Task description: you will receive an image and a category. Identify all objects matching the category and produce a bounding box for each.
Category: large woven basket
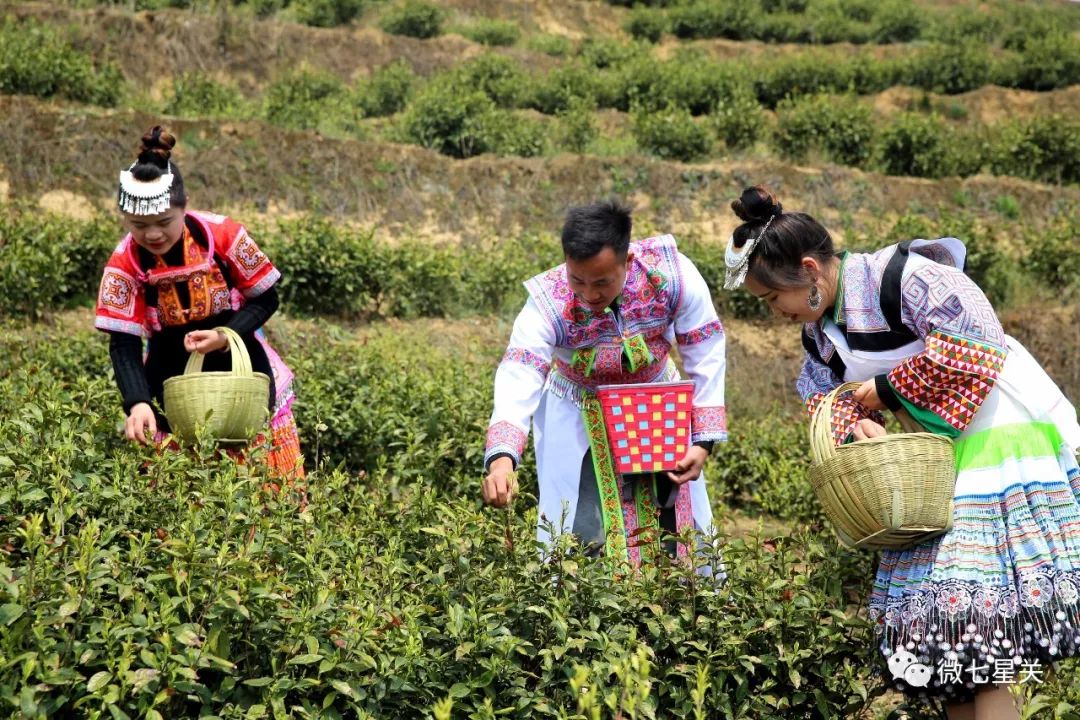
[809,382,957,550]
[163,327,270,444]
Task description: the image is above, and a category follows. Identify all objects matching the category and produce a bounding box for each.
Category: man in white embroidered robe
[482,200,727,566]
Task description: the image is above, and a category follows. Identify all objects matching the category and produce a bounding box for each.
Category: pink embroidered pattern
[501,347,551,378]
[525,236,683,348]
[676,319,724,346]
[485,420,528,458]
[690,406,727,440]
[554,335,672,389]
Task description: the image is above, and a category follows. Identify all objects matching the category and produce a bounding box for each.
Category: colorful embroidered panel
[583,396,630,564]
[901,263,1005,348]
[887,330,1007,433]
[675,319,724,346]
[500,347,551,379]
[524,235,684,347]
[690,405,728,442]
[485,420,528,462]
[556,334,671,390]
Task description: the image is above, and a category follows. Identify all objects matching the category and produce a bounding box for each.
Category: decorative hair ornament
[723,214,775,290]
[117,162,174,215]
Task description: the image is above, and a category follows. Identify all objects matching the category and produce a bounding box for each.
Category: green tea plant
[0,18,123,106]
[378,0,445,39]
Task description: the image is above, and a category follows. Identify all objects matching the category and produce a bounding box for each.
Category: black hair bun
[136,125,176,169]
[731,184,782,224]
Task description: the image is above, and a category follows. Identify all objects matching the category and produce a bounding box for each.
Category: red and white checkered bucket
[596,380,694,475]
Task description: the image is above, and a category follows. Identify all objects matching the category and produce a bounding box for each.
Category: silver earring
[807,284,822,311]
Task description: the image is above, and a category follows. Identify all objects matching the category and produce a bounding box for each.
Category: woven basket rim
[164,370,272,386]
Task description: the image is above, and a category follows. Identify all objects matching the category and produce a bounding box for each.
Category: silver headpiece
[723,214,775,290]
[117,162,175,216]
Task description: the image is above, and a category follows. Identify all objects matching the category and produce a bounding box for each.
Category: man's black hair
[561,199,632,260]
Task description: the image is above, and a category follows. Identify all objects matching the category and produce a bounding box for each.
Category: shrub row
[773,102,1080,185]
[0,206,775,322]
[620,0,1079,50]
[2,202,1076,330]
[521,40,1080,115]
[160,40,1080,172]
[0,18,123,106]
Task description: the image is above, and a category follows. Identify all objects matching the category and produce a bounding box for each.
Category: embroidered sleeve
[218,220,281,299]
[673,254,727,443]
[797,352,884,446]
[486,297,556,469]
[94,241,149,338]
[886,263,1007,436]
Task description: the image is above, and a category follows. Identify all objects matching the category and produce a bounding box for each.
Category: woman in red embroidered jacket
[95,127,303,479]
[724,185,1080,719]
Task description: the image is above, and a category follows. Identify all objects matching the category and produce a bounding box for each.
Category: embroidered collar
[832,251,850,326]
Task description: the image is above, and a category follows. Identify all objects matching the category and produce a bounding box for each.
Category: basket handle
[809,381,865,464]
[183,327,254,377]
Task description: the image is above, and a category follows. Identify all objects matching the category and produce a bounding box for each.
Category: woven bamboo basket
[808,382,957,550]
[163,327,270,444]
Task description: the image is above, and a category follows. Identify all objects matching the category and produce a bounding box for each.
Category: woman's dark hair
[561,199,632,260]
[130,126,187,207]
[731,185,832,289]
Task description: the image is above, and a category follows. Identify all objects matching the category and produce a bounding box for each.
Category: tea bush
[990,114,1080,185]
[263,69,355,133]
[457,18,520,47]
[5,205,1077,327]
[164,72,248,118]
[354,60,416,117]
[448,53,529,109]
[398,83,497,158]
[668,1,757,41]
[1004,32,1080,91]
[555,95,599,154]
[378,0,445,39]
[875,113,978,179]
[870,0,923,43]
[631,106,713,162]
[1020,212,1080,292]
[526,34,573,58]
[0,210,115,321]
[293,0,366,27]
[577,38,645,71]
[710,84,766,151]
[800,0,873,44]
[527,63,608,115]
[749,50,895,108]
[6,311,1078,717]
[774,94,875,167]
[624,7,668,43]
[264,216,387,318]
[901,43,995,95]
[0,18,123,106]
